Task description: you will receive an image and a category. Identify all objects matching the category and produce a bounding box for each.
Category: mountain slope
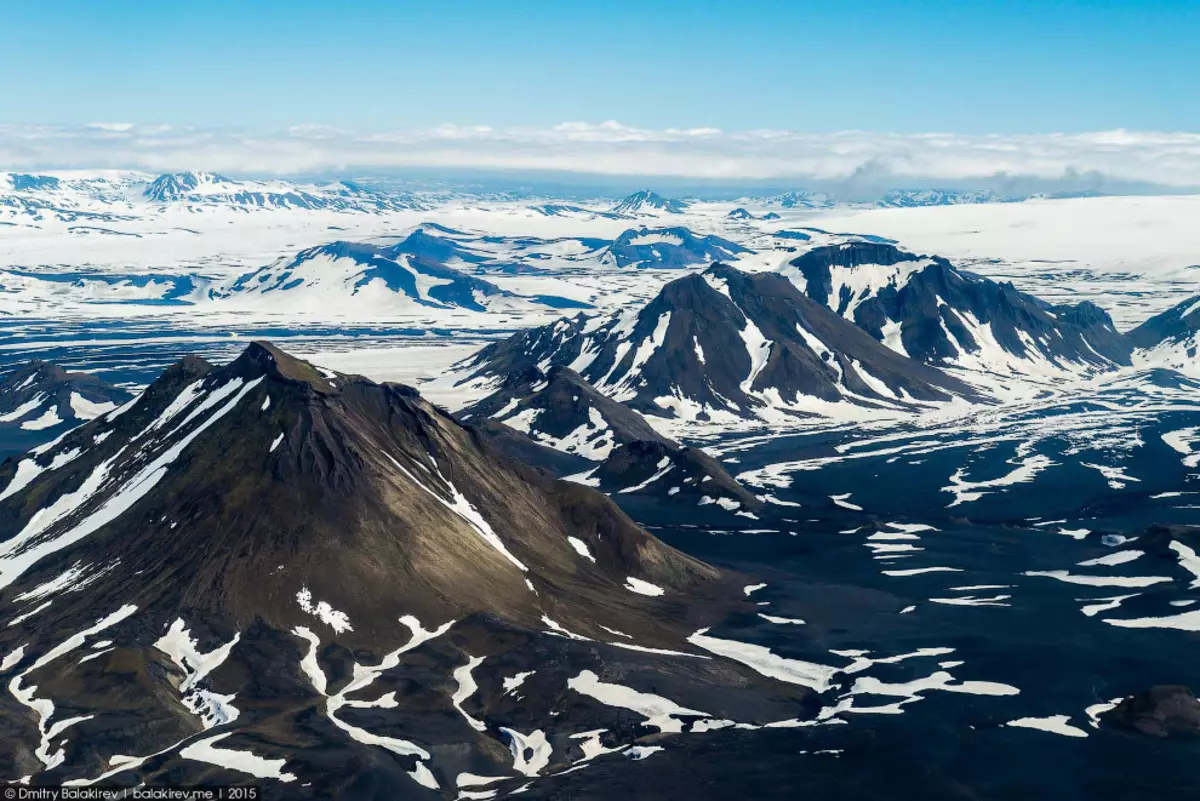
[1129,295,1200,374]
[0,362,133,456]
[457,365,762,513]
[780,242,1131,377]
[453,263,979,425]
[0,343,791,792]
[580,440,763,513]
[458,365,671,461]
[208,234,587,315]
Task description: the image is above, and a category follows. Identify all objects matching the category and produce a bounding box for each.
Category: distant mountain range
[757,188,1107,208]
[1,173,1116,225]
[142,172,424,212]
[758,191,837,209]
[0,171,426,216]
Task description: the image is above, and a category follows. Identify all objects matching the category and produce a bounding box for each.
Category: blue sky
[1,0,1197,133]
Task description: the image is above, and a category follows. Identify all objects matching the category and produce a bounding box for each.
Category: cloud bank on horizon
[2,121,1199,190]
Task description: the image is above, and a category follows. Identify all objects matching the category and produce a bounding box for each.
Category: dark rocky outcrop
[1102,687,1200,737]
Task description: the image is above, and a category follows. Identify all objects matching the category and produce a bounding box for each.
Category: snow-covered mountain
[0,171,146,225]
[0,170,423,218]
[760,191,837,209]
[206,229,590,316]
[779,242,1131,379]
[876,189,1003,208]
[452,263,979,426]
[1129,294,1200,375]
[601,227,749,269]
[142,172,422,212]
[610,190,689,215]
[527,203,627,220]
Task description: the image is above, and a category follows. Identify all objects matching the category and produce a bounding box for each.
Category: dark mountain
[602,227,749,269]
[453,263,979,424]
[458,365,670,461]
[1128,294,1200,371]
[465,418,597,478]
[0,343,816,793]
[1100,686,1200,737]
[610,190,689,215]
[726,208,755,220]
[0,362,133,458]
[781,243,1131,373]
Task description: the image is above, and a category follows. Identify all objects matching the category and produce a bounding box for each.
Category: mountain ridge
[779,242,1132,377]
[453,262,982,426]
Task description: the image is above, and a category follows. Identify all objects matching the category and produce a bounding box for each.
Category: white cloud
[1,122,1199,187]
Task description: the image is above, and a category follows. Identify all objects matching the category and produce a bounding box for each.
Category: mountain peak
[0,342,747,790]
[232,341,339,393]
[611,189,689,215]
[455,260,977,426]
[0,341,722,637]
[143,171,234,201]
[780,243,1131,373]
